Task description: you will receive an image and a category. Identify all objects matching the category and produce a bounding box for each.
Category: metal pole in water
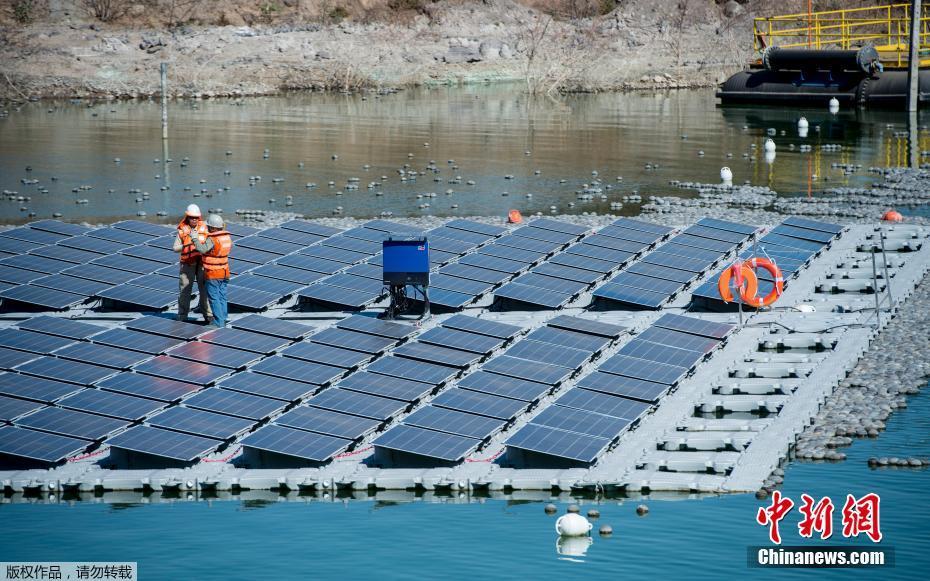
[908,109,920,168]
[160,62,168,140]
[880,229,893,305]
[871,245,881,328]
[907,0,922,113]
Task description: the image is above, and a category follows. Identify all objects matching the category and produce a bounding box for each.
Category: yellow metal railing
[753,3,930,68]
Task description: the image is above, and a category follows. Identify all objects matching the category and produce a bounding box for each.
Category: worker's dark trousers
[178,262,212,322]
[205,278,228,327]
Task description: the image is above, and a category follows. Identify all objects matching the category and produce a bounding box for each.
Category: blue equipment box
[382,236,430,286]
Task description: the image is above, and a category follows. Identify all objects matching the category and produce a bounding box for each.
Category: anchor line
[67,447,109,462]
[334,446,373,460]
[202,447,241,463]
[465,449,504,463]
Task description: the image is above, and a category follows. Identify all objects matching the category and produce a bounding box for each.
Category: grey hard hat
[206,214,224,229]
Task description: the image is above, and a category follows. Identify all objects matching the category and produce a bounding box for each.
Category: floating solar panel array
[690,217,845,310]
[298,219,507,311]
[372,315,626,465]
[505,313,735,466]
[493,218,672,310]
[591,217,758,310]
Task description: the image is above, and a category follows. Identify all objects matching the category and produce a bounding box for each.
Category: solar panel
[230,314,312,340]
[60,263,140,285]
[32,274,111,297]
[505,423,609,464]
[1,283,90,311]
[183,387,286,420]
[598,353,686,385]
[112,220,171,237]
[627,262,695,284]
[0,371,83,403]
[218,372,318,402]
[524,326,608,353]
[241,424,350,462]
[583,233,653,251]
[1,253,70,275]
[781,216,844,234]
[653,313,733,339]
[17,356,116,386]
[426,226,488,245]
[565,243,632,264]
[529,218,589,236]
[0,328,74,355]
[276,254,345,274]
[444,219,506,237]
[309,327,395,354]
[229,246,279,266]
[430,273,493,296]
[344,262,383,280]
[98,371,202,402]
[483,355,572,385]
[439,263,510,285]
[307,388,408,421]
[394,342,481,368]
[547,316,627,341]
[432,388,527,420]
[637,326,719,354]
[459,253,526,274]
[337,371,435,402]
[0,425,89,463]
[413,287,473,311]
[58,388,165,421]
[374,424,480,462]
[0,395,45,422]
[300,245,369,264]
[55,342,151,370]
[335,315,414,340]
[531,404,633,440]
[90,254,161,275]
[126,316,207,340]
[135,356,231,386]
[556,388,652,420]
[198,327,290,355]
[617,340,704,369]
[531,262,603,285]
[281,341,371,369]
[325,273,383,294]
[16,406,128,441]
[98,285,177,310]
[759,233,824,253]
[494,283,572,309]
[507,340,591,369]
[236,235,305,255]
[514,226,577,245]
[225,223,261,237]
[339,226,387,243]
[609,272,682,295]
[167,341,262,369]
[662,239,729,259]
[0,347,38,370]
[549,252,619,274]
[0,265,44,285]
[298,284,378,310]
[251,356,344,386]
[367,355,461,385]
[29,244,102,264]
[146,235,177,250]
[516,272,588,295]
[642,250,712,273]
[443,315,522,339]
[275,405,380,439]
[106,425,220,462]
[575,371,669,403]
[28,220,92,237]
[682,225,750,244]
[324,236,382,255]
[90,328,183,355]
[478,243,542,264]
[0,227,68,245]
[148,406,253,440]
[121,244,177,264]
[695,217,758,235]
[592,282,668,309]
[405,406,506,439]
[251,264,326,286]
[124,273,178,294]
[279,219,343,237]
[418,327,504,355]
[496,233,564,255]
[54,234,113,254]
[457,370,551,402]
[770,224,836,244]
[225,285,282,311]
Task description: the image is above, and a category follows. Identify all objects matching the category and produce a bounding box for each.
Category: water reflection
[556,535,593,561]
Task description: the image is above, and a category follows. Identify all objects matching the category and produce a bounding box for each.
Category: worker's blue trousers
[205,278,228,327]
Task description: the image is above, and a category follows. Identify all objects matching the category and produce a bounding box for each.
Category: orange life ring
[717,262,759,303]
[739,257,784,307]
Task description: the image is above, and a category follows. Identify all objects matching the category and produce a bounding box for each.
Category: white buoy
[720,167,733,182]
[829,97,840,112]
[764,151,776,164]
[797,117,809,129]
[555,513,592,536]
[764,138,776,152]
[798,126,809,138]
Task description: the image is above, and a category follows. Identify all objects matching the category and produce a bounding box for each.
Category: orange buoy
[739,257,785,308]
[507,209,523,224]
[717,261,759,304]
[882,210,903,222]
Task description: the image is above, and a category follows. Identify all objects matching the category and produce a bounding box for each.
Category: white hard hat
[185,204,202,217]
[206,214,224,229]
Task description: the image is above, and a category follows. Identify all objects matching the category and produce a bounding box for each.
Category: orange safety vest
[202,230,232,280]
[178,219,208,265]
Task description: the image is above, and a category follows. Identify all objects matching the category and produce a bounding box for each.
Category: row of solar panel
[237,314,524,463]
[370,314,628,464]
[690,216,845,307]
[504,313,735,464]
[591,217,758,310]
[493,218,674,310]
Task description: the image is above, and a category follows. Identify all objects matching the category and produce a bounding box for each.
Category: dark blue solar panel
[60,263,140,285]
[0,347,39,370]
[218,372,318,402]
[98,372,202,402]
[309,327,395,354]
[432,388,527,420]
[230,246,279,265]
[507,340,591,369]
[565,243,632,264]
[653,313,733,339]
[91,328,183,355]
[627,262,695,284]
[167,342,262,369]
[251,356,345,386]
[598,353,686,385]
[529,218,589,236]
[367,355,461,385]
[0,265,44,285]
[183,387,285,420]
[298,284,378,310]
[418,327,504,355]
[28,220,92,237]
[524,326,608,353]
[55,342,151,369]
[282,341,371,369]
[439,263,510,285]
[343,262,383,280]
[531,404,633,440]
[373,424,480,462]
[32,274,111,297]
[324,236,382,255]
[230,314,312,340]
[531,262,603,284]
[642,250,712,273]
[592,283,668,309]
[483,355,572,385]
[696,217,758,235]
[56,234,118,255]
[17,316,102,340]
[506,423,609,464]
[0,284,88,309]
[148,406,253,440]
[430,273,493,296]
[781,216,844,234]
[276,254,345,274]
[426,227,488,245]
[759,233,824,253]
[1,253,68,274]
[0,395,46,422]
[237,235,305,255]
[112,220,171,237]
[546,315,627,338]
[511,273,586,295]
[325,273,383,294]
[616,340,704,368]
[405,406,505,439]
[0,425,89,463]
[301,245,369,264]
[251,264,327,285]
[198,327,290,354]
[444,219,506,237]
[121,244,177,264]
[226,285,282,310]
[0,372,83,402]
[772,224,836,244]
[98,285,177,310]
[307,388,408,421]
[279,220,343,237]
[637,326,719,354]
[576,371,669,403]
[415,287,474,310]
[17,356,116,386]
[0,329,74,355]
[514,226,577,245]
[90,253,161,274]
[126,315,206,340]
[275,405,380,439]
[335,315,415,340]
[338,371,434,402]
[1,227,68,245]
[443,315,522,339]
[394,342,481,369]
[495,282,572,309]
[556,389,652,420]
[135,356,231,386]
[549,252,625,274]
[0,236,42,254]
[106,425,220,462]
[459,253,526,274]
[457,370,551,402]
[29,244,102,264]
[661,239,728,260]
[124,273,178,293]
[16,406,129,441]
[583,233,652,252]
[682,225,750,244]
[241,424,350,462]
[478,243,543,264]
[609,272,682,295]
[58,388,164,421]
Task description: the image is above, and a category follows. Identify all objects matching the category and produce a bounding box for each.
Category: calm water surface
[2,87,928,225]
[1,390,926,580]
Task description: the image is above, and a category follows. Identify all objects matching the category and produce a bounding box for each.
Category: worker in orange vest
[172,204,212,323]
[191,214,233,327]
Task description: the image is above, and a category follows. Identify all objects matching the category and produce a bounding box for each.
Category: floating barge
[0,216,927,498]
